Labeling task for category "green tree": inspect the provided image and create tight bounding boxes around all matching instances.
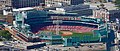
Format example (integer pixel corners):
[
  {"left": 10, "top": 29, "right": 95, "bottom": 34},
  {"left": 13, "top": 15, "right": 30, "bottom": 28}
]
[
  {"left": 0, "top": 30, "right": 12, "bottom": 41},
  {"left": 115, "top": 0, "right": 120, "bottom": 9}
]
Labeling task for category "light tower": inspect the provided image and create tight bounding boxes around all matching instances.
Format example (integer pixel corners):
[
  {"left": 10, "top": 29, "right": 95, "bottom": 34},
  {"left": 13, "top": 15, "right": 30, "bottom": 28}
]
[{"left": 21, "top": 11, "right": 26, "bottom": 32}]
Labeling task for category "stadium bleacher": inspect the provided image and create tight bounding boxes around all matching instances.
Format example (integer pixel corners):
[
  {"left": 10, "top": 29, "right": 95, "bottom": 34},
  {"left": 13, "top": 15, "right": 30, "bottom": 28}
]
[{"left": 41, "top": 25, "right": 98, "bottom": 33}]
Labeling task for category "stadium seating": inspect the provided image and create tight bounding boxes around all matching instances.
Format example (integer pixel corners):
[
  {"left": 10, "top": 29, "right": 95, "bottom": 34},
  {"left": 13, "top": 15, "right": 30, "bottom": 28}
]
[{"left": 41, "top": 25, "right": 98, "bottom": 33}]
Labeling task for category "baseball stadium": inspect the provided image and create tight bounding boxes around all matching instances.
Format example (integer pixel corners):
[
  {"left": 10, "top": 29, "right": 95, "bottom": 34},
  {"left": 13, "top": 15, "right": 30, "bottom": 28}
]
[{"left": 21, "top": 10, "right": 106, "bottom": 42}]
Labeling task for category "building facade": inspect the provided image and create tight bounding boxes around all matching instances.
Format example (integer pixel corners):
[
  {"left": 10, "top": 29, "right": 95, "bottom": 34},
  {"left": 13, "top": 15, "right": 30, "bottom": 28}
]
[
  {"left": 86, "top": 0, "right": 114, "bottom": 3},
  {"left": 93, "top": 9, "right": 120, "bottom": 22},
  {"left": 6, "top": 13, "right": 13, "bottom": 24},
  {"left": 0, "top": 0, "right": 12, "bottom": 10},
  {"left": 45, "top": 0, "right": 84, "bottom": 7},
  {"left": 12, "top": 0, "right": 45, "bottom": 8}
]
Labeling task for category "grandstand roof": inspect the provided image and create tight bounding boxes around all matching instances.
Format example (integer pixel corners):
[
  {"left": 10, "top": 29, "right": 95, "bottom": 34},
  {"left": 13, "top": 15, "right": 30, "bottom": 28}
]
[
  {"left": 58, "top": 4, "right": 90, "bottom": 11},
  {"left": 48, "top": 11, "right": 78, "bottom": 16},
  {"left": 13, "top": 7, "right": 34, "bottom": 11}
]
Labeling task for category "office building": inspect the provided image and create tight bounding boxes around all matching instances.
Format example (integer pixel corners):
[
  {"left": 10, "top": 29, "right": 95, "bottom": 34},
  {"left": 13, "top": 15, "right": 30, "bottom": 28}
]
[
  {"left": 0, "top": 0, "right": 12, "bottom": 10},
  {"left": 12, "top": 0, "right": 45, "bottom": 8},
  {"left": 93, "top": 8, "right": 120, "bottom": 22},
  {"left": 87, "top": 0, "right": 114, "bottom": 3},
  {"left": 45, "top": 0, "right": 84, "bottom": 7},
  {"left": 0, "top": 0, "right": 11, "bottom": 7}
]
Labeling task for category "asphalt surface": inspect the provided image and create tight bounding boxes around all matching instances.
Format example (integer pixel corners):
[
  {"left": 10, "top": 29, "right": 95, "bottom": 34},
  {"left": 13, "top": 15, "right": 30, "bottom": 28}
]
[{"left": 40, "top": 44, "right": 106, "bottom": 51}]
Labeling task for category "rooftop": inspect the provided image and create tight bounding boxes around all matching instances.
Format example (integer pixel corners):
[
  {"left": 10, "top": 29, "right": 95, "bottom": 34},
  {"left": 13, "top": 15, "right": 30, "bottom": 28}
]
[
  {"left": 48, "top": 10, "right": 78, "bottom": 15},
  {"left": 85, "top": 2, "right": 117, "bottom": 10},
  {"left": 13, "top": 7, "right": 34, "bottom": 11}
]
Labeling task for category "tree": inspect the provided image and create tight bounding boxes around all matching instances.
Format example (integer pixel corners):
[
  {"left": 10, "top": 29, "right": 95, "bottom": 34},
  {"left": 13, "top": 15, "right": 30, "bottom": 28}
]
[
  {"left": 0, "top": 30, "right": 12, "bottom": 41},
  {"left": 115, "top": 0, "right": 120, "bottom": 9}
]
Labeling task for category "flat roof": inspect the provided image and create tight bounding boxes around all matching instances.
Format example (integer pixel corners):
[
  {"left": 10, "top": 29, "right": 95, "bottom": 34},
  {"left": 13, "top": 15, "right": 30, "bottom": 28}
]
[
  {"left": 85, "top": 2, "right": 117, "bottom": 10},
  {"left": 49, "top": 10, "right": 78, "bottom": 15},
  {"left": 0, "top": 42, "right": 4, "bottom": 45},
  {"left": 13, "top": 7, "right": 34, "bottom": 11},
  {"left": 25, "top": 42, "right": 45, "bottom": 46}
]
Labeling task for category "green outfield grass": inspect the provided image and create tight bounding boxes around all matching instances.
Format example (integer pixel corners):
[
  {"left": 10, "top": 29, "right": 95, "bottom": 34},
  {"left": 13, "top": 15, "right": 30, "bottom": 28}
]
[
  {"left": 61, "top": 31, "right": 100, "bottom": 41},
  {"left": 41, "top": 30, "right": 100, "bottom": 41}
]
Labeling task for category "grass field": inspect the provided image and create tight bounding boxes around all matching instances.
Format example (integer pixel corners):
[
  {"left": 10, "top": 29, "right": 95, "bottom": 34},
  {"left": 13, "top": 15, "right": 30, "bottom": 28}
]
[
  {"left": 60, "top": 31, "right": 100, "bottom": 41},
  {"left": 39, "top": 30, "right": 100, "bottom": 41}
]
